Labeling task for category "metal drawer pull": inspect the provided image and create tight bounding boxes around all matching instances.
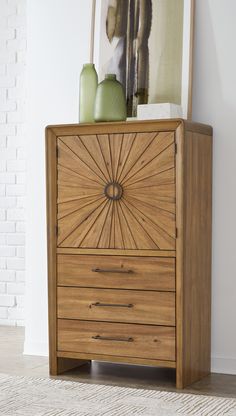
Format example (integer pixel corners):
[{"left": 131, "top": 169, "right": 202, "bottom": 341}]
[
  {"left": 92, "top": 268, "right": 134, "bottom": 274},
  {"left": 90, "top": 302, "right": 133, "bottom": 308},
  {"left": 92, "top": 335, "right": 133, "bottom": 342}
]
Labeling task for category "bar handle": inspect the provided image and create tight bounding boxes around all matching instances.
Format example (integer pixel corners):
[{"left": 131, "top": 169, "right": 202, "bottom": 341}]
[
  {"left": 90, "top": 302, "right": 133, "bottom": 308},
  {"left": 92, "top": 335, "right": 133, "bottom": 343},
  {"left": 92, "top": 268, "right": 134, "bottom": 274}
]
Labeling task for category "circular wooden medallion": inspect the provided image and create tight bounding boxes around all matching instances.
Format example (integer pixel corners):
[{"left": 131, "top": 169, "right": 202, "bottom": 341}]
[{"left": 104, "top": 182, "right": 123, "bottom": 200}]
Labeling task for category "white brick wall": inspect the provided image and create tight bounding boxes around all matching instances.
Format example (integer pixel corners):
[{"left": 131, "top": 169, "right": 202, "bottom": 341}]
[{"left": 0, "top": 0, "right": 26, "bottom": 326}]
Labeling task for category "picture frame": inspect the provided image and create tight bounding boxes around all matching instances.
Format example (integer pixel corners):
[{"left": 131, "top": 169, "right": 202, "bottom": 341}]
[{"left": 94, "top": 0, "right": 194, "bottom": 120}]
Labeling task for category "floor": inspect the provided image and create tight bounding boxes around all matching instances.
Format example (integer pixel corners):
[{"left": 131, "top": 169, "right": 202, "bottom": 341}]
[{"left": 0, "top": 326, "right": 236, "bottom": 398}]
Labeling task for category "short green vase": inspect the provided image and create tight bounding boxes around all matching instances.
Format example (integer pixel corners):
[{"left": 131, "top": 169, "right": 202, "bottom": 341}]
[
  {"left": 79, "top": 63, "right": 98, "bottom": 123},
  {"left": 94, "top": 74, "right": 127, "bottom": 122}
]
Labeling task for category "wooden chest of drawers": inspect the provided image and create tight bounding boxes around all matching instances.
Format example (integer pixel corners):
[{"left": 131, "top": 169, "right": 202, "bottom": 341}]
[{"left": 46, "top": 119, "right": 212, "bottom": 388}]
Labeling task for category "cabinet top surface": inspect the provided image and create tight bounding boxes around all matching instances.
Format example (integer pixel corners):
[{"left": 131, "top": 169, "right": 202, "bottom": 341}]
[{"left": 46, "top": 119, "right": 212, "bottom": 137}]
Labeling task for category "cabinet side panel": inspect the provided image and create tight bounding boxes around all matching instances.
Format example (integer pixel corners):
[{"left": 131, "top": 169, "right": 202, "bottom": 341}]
[
  {"left": 175, "top": 123, "right": 185, "bottom": 388},
  {"left": 182, "top": 130, "right": 212, "bottom": 386},
  {"left": 46, "top": 128, "right": 58, "bottom": 374}
]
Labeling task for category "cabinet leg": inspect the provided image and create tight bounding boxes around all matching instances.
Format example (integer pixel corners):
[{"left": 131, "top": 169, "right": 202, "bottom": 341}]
[
  {"left": 50, "top": 357, "right": 90, "bottom": 375},
  {"left": 176, "top": 366, "right": 184, "bottom": 389},
  {"left": 176, "top": 377, "right": 184, "bottom": 389}
]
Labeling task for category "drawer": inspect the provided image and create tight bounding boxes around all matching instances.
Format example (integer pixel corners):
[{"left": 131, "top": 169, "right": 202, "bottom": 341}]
[
  {"left": 57, "top": 255, "right": 175, "bottom": 291},
  {"left": 57, "top": 319, "right": 176, "bottom": 361},
  {"left": 57, "top": 287, "right": 175, "bottom": 326}
]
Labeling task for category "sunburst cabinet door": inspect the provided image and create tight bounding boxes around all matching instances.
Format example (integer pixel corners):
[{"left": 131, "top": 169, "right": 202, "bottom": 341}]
[{"left": 57, "top": 131, "right": 176, "bottom": 250}]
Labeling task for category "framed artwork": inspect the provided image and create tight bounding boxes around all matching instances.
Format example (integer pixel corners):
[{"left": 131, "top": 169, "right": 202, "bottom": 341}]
[{"left": 94, "top": 0, "right": 194, "bottom": 119}]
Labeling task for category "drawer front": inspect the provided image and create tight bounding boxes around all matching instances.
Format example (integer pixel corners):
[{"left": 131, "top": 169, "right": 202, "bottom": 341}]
[
  {"left": 57, "top": 319, "right": 176, "bottom": 361},
  {"left": 57, "top": 255, "right": 176, "bottom": 291},
  {"left": 57, "top": 287, "right": 175, "bottom": 326},
  {"left": 57, "top": 131, "right": 176, "bottom": 250}
]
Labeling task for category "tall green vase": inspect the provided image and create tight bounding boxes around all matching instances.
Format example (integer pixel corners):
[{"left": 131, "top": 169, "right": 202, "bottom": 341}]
[
  {"left": 94, "top": 74, "right": 127, "bottom": 122},
  {"left": 79, "top": 63, "right": 98, "bottom": 123}
]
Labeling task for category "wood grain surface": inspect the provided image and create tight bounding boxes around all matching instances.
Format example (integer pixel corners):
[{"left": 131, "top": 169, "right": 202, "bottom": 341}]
[
  {"left": 57, "top": 319, "right": 176, "bottom": 362},
  {"left": 176, "top": 129, "right": 212, "bottom": 388},
  {"left": 57, "top": 287, "right": 176, "bottom": 326},
  {"left": 57, "top": 254, "right": 176, "bottom": 291},
  {"left": 57, "top": 131, "right": 176, "bottom": 250}
]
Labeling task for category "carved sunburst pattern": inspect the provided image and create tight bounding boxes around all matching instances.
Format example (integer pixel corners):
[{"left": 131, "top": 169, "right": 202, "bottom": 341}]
[{"left": 57, "top": 131, "right": 176, "bottom": 249}]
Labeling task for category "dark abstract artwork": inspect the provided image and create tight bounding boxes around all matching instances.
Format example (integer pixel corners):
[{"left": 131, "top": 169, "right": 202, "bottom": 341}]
[
  {"left": 105, "top": 0, "right": 152, "bottom": 117},
  {"left": 97, "top": 0, "right": 185, "bottom": 118}
]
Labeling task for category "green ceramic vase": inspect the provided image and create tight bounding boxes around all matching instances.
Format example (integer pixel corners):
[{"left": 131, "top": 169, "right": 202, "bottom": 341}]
[
  {"left": 79, "top": 63, "right": 98, "bottom": 123},
  {"left": 94, "top": 74, "right": 127, "bottom": 122}
]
